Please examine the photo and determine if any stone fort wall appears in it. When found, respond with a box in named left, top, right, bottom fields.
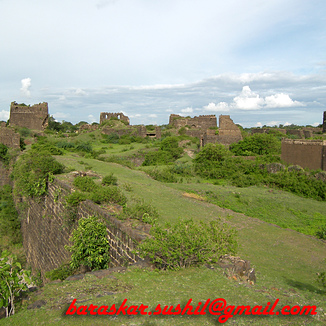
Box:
left=9, top=102, right=48, bottom=130
left=20, top=179, right=147, bottom=277
left=100, top=112, right=130, bottom=125
left=0, top=126, right=20, bottom=149
left=169, top=114, right=217, bottom=129
left=281, top=139, right=326, bottom=171
left=202, top=115, right=243, bottom=146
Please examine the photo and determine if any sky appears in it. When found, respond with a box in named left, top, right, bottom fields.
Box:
left=0, top=0, right=325, bottom=127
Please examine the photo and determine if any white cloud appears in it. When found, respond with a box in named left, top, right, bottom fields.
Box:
left=265, top=93, right=303, bottom=108
left=75, top=88, right=86, bottom=96
left=233, top=86, right=265, bottom=110
left=204, top=86, right=304, bottom=112
left=0, top=110, right=9, bottom=121
left=53, top=112, right=70, bottom=119
left=266, top=120, right=281, bottom=126
left=203, top=102, right=229, bottom=112
left=165, top=109, right=173, bottom=112
left=312, top=122, right=320, bottom=127
left=149, top=114, right=157, bottom=118
left=181, top=107, right=193, bottom=113
left=256, top=122, right=262, bottom=127
left=88, top=114, right=97, bottom=123
left=20, top=78, right=31, bottom=97
left=284, top=122, right=292, bottom=126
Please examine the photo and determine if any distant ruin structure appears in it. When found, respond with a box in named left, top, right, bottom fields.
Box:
left=323, top=111, right=326, bottom=133
left=9, top=102, right=48, bottom=130
left=168, top=114, right=242, bottom=147
left=100, top=112, right=130, bottom=125
left=202, top=115, right=243, bottom=146
left=281, top=139, right=326, bottom=171
left=169, top=114, right=217, bottom=129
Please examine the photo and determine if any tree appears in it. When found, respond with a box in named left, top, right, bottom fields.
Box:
left=0, top=251, right=30, bottom=317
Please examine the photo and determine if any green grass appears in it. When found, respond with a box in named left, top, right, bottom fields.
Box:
left=167, top=183, right=326, bottom=236
left=2, top=265, right=325, bottom=325
left=4, top=145, right=326, bottom=325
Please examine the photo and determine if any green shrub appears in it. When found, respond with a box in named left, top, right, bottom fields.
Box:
left=12, top=149, right=65, bottom=198
left=45, top=263, right=76, bottom=281
left=178, top=127, right=186, bottom=135
left=160, top=136, right=183, bottom=159
left=194, top=143, right=231, bottom=164
left=122, top=200, right=159, bottom=224
left=315, top=225, right=326, bottom=240
left=65, top=192, right=88, bottom=206
left=56, top=140, right=75, bottom=149
left=317, top=271, right=326, bottom=289
left=230, top=133, right=281, bottom=156
left=31, top=142, right=63, bottom=155
left=101, top=133, right=120, bottom=144
left=0, top=185, right=21, bottom=245
left=16, top=127, right=31, bottom=138
left=102, top=173, right=118, bottom=186
left=142, top=150, right=175, bottom=166
left=66, top=216, right=110, bottom=270
left=0, top=143, right=9, bottom=164
left=89, top=186, right=127, bottom=205
left=75, top=142, right=93, bottom=153
left=137, top=219, right=237, bottom=270
left=143, top=167, right=179, bottom=183
left=73, top=176, right=98, bottom=192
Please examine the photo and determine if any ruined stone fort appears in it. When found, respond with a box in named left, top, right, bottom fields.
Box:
left=9, top=101, right=49, bottom=130
left=169, top=114, right=243, bottom=146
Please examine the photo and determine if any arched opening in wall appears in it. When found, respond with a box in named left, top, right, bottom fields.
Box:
left=192, top=124, right=196, bottom=128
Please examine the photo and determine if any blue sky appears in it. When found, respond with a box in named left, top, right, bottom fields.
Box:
left=0, top=0, right=325, bottom=127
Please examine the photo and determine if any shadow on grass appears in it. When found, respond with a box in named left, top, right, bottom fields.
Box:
left=283, top=277, right=326, bottom=295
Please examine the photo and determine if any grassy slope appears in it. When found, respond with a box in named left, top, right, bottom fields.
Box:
left=2, top=151, right=326, bottom=325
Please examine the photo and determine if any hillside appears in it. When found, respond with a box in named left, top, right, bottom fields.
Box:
left=0, top=126, right=326, bottom=325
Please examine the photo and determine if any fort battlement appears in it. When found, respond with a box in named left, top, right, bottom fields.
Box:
left=100, top=112, right=130, bottom=125
left=9, top=102, right=48, bottom=130
left=281, top=139, right=326, bottom=171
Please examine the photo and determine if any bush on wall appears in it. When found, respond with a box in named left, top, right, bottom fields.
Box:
left=66, top=216, right=110, bottom=270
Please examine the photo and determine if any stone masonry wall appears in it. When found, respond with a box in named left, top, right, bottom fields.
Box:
left=9, top=102, right=48, bottom=130
left=281, top=139, right=326, bottom=171
left=169, top=114, right=217, bottom=129
left=0, top=162, right=10, bottom=187
left=20, top=179, right=147, bottom=277
left=0, top=127, right=20, bottom=149
left=100, top=112, right=130, bottom=125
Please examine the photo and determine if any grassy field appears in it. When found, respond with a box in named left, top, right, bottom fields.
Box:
left=2, top=137, right=326, bottom=325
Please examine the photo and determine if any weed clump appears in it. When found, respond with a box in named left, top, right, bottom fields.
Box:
left=137, top=218, right=237, bottom=270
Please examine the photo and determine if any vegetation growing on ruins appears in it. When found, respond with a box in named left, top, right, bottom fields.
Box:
left=0, top=186, right=21, bottom=248
left=1, top=120, right=326, bottom=324
left=66, top=216, right=111, bottom=270
left=0, top=143, right=9, bottom=165
left=12, top=149, right=64, bottom=198
left=229, top=133, right=281, bottom=156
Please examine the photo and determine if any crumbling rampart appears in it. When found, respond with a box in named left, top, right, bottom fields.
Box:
left=100, top=112, right=130, bottom=125
left=9, top=102, right=48, bottom=130
left=20, top=179, right=148, bottom=277
left=202, top=115, right=243, bottom=146
left=169, top=114, right=217, bottom=129
left=0, top=126, right=20, bottom=149
left=281, top=139, right=326, bottom=171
